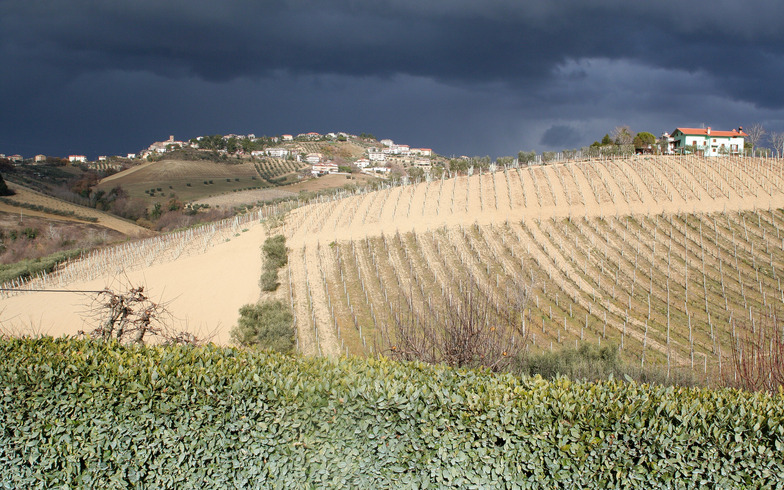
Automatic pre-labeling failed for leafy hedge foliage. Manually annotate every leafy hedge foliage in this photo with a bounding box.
[1,338,783,488]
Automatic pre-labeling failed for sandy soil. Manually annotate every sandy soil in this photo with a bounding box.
[1,222,266,344]
[284,157,784,249]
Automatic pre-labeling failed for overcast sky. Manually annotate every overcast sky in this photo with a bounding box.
[2,1,784,159]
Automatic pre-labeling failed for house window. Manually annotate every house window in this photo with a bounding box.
[713,139,716,143]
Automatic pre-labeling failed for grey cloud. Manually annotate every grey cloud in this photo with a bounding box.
[2,0,784,159]
[540,124,582,149]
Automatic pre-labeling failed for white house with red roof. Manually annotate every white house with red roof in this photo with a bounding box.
[671,127,747,156]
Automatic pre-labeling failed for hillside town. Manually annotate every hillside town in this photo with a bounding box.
[3,125,764,177]
[0,131,443,180]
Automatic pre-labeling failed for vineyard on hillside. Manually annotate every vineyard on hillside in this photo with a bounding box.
[4,154,784,382]
[282,155,784,380]
[252,157,307,183]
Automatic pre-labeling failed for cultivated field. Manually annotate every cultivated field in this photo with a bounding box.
[96,157,306,203]
[281,155,784,380]
[5,155,784,380]
[1,182,149,236]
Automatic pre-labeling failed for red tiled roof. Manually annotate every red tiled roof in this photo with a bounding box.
[674,127,748,137]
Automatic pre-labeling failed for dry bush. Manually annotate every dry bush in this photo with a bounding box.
[82,285,198,345]
[726,312,784,393]
[382,274,530,371]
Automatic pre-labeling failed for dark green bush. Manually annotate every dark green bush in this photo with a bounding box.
[0,173,13,196]
[262,235,287,269]
[259,267,279,291]
[230,301,294,352]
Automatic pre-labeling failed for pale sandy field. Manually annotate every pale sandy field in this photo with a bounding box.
[1,222,266,345]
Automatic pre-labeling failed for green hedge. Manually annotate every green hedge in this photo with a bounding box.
[1,338,783,488]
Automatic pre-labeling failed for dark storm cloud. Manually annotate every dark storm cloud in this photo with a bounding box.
[540,125,581,148]
[2,1,784,158]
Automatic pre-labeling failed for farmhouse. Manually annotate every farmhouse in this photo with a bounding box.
[671,127,746,156]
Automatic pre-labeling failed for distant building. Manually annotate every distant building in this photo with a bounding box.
[127,153,137,159]
[282,134,293,141]
[368,150,386,162]
[266,148,290,158]
[354,158,370,169]
[7,154,23,165]
[671,127,746,156]
[380,139,394,147]
[411,148,433,157]
[98,156,107,161]
[660,133,676,154]
[305,153,323,164]
[34,154,47,163]
[68,155,87,163]
[393,144,410,155]
[148,135,185,153]
[311,162,339,176]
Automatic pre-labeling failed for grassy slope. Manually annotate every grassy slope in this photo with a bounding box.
[1,338,782,488]
[1,182,148,236]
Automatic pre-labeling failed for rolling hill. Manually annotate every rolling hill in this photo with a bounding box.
[4,154,784,381]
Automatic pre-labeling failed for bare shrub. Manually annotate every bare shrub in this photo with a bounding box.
[382,274,529,371]
[726,312,784,393]
[83,285,198,345]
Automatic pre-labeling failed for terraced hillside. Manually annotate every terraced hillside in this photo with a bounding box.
[282,155,784,378]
